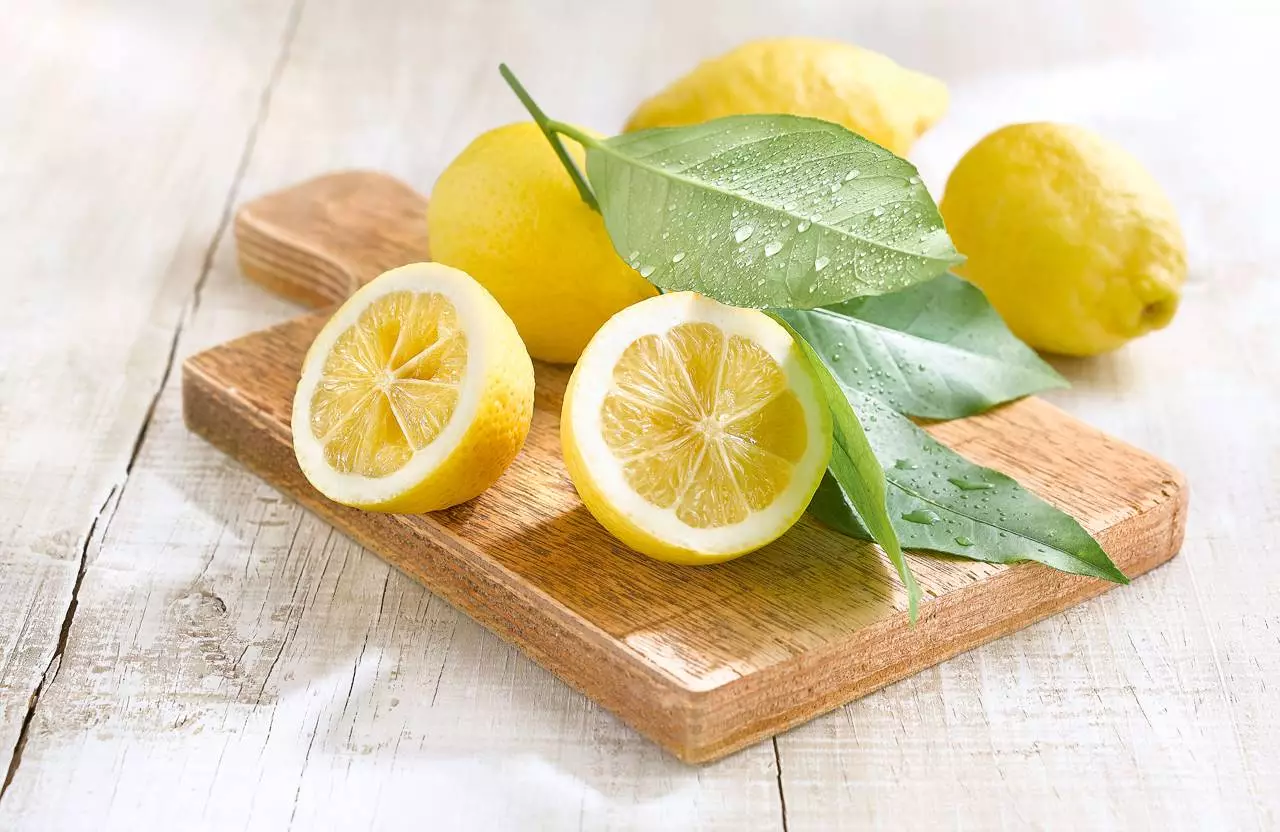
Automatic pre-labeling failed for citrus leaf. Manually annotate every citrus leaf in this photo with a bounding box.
[808,386,1127,583]
[777,274,1067,420]
[771,314,921,620]
[575,115,961,309]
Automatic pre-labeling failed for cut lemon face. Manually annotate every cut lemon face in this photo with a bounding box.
[292,262,534,512]
[561,292,832,564]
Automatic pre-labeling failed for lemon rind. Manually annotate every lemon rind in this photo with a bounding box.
[563,292,832,560]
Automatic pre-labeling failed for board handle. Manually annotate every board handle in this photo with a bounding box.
[234,171,431,307]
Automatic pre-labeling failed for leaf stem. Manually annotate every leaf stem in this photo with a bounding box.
[498,64,599,212]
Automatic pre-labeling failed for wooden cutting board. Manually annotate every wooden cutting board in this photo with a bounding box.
[182,171,1187,763]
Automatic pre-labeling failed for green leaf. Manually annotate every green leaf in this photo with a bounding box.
[569,115,961,309]
[771,314,921,621]
[777,274,1067,420]
[808,386,1128,583]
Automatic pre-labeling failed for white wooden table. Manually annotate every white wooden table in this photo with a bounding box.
[2,0,1276,828]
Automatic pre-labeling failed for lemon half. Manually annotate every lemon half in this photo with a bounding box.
[562,292,832,564]
[291,262,534,512]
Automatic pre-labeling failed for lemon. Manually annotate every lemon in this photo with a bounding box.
[561,292,832,564]
[428,122,658,364]
[291,262,534,512]
[941,123,1186,356]
[625,38,948,156]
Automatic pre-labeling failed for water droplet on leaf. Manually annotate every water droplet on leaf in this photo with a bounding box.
[902,509,941,525]
[948,477,994,491]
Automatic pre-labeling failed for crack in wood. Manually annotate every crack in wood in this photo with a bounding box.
[0,0,308,805]
[773,737,789,832]
[0,484,116,801]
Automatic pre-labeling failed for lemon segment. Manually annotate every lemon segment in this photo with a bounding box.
[292,262,534,512]
[562,293,832,564]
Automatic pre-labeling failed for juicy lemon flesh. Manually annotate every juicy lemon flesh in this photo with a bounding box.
[601,322,807,530]
[309,290,467,478]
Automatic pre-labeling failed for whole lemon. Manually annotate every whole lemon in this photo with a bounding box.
[428,122,657,364]
[941,123,1186,356]
[625,38,947,156]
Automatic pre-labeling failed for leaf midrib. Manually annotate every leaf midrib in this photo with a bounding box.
[805,306,1063,384]
[592,137,960,267]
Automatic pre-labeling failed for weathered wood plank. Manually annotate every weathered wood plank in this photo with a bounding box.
[776,24,1280,830]
[0,0,785,827]
[1,0,1277,827]
[0,0,299,803]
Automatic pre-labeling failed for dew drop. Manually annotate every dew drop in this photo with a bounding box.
[908,176,920,185]
[797,220,811,233]
[893,458,918,470]
[872,206,885,217]
[764,241,782,257]
[948,477,994,491]
[672,251,685,263]
[734,225,755,243]
[901,509,941,525]
[830,183,842,193]
[638,265,655,278]
[845,169,860,181]
[955,536,975,547]
[814,256,830,271]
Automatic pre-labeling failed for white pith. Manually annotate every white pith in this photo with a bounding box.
[570,292,830,555]
[291,263,491,505]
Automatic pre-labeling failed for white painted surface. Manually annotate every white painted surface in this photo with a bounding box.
[0,0,1276,829]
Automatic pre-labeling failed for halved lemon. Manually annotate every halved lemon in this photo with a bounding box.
[291,262,534,512]
[561,292,832,564]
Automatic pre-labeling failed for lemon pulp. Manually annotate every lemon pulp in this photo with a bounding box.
[601,322,808,529]
[309,290,468,478]
[560,292,831,564]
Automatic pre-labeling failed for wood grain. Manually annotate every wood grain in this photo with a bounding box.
[0,0,301,804]
[5,1,1276,827]
[184,171,1185,762]
[236,170,430,306]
